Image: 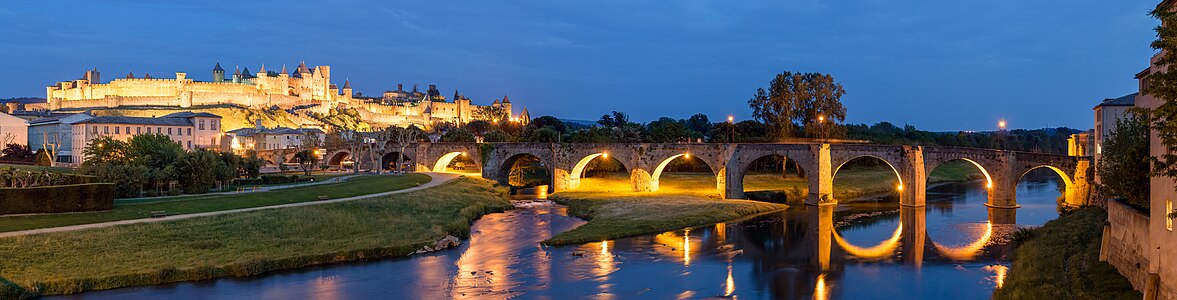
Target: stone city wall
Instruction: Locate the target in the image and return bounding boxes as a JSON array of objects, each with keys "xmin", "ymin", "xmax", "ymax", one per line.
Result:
[{"xmin": 1101, "ymin": 198, "xmax": 1153, "ymax": 292}]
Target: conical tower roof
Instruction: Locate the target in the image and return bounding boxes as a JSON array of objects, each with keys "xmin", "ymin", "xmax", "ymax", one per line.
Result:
[
  {"xmin": 258, "ymin": 64, "xmax": 267, "ymax": 73},
  {"xmin": 213, "ymin": 62, "xmax": 224, "ymax": 72},
  {"xmin": 502, "ymin": 95, "xmax": 510, "ymax": 103},
  {"xmin": 342, "ymin": 79, "xmax": 351, "ymax": 89},
  {"xmin": 126, "ymin": 72, "xmax": 135, "ymax": 79},
  {"xmin": 143, "ymin": 73, "xmax": 152, "ymax": 79},
  {"xmin": 280, "ymin": 64, "xmax": 288, "ymax": 74}
]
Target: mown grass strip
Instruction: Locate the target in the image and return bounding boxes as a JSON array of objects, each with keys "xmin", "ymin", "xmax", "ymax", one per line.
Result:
[{"xmin": 0, "ymin": 174, "xmax": 431, "ymax": 233}]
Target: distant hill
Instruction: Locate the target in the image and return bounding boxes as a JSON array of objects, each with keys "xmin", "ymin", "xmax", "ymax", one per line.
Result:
[
  {"xmin": 560, "ymin": 118, "xmax": 597, "ymax": 130},
  {"xmin": 0, "ymin": 97, "xmax": 46, "ymax": 104}
]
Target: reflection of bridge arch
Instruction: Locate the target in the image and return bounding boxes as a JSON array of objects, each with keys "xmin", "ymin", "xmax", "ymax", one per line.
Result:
[
  {"xmin": 833, "ymin": 223, "xmax": 903, "ymax": 260},
  {"xmin": 930, "ymin": 221, "xmax": 994, "ymax": 261}
]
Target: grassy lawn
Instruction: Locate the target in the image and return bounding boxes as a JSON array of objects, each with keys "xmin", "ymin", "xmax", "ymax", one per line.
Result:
[
  {"xmin": 0, "ymin": 174, "xmax": 432, "ymax": 233},
  {"xmin": 992, "ymin": 207, "xmax": 1141, "ymax": 300},
  {"xmin": 0, "ymin": 177, "xmax": 511, "ymax": 298},
  {"xmin": 545, "ymin": 190, "xmax": 787, "ymax": 246}
]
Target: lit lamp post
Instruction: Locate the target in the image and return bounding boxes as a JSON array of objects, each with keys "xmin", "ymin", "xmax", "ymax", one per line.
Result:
[
  {"xmin": 997, "ymin": 119, "xmax": 1007, "ymax": 150},
  {"xmin": 817, "ymin": 115, "xmax": 826, "ymax": 141},
  {"xmin": 727, "ymin": 115, "xmax": 735, "ymax": 143}
]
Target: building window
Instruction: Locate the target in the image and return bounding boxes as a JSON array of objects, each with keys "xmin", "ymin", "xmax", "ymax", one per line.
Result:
[
  {"xmin": 188, "ymin": 141, "xmax": 192, "ymax": 149},
  {"xmin": 1169, "ymin": 199, "xmax": 1174, "ymax": 231},
  {"xmin": 212, "ymin": 121, "xmax": 218, "ymax": 131},
  {"xmin": 187, "ymin": 128, "xmax": 192, "ymax": 136},
  {"xmin": 168, "ymin": 128, "xmax": 173, "ymax": 135},
  {"xmin": 126, "ymin": 127, "xmax": 130, "ymax": 135},
  {"xmin": 156, "ymin": 127, "xmax": 161, "ymax": 134},
  {"xmin": 114, "ymin": 127, "xmax": 120, "ymax": 134},
  {"xmin": 199, "ymin": 120, "xmax": 205, "ymax": 130},
  {"xmin": 137, "ymin": 127, "xmax": 142, "ymax": 135},
  {"xmin": 104, "ymin": 126, "xmax": 109, "ymax": 134}
]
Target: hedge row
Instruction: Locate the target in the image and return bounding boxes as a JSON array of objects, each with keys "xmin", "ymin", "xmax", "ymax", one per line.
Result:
[{"xmin": 0, "ymin": 183, "xmax": 115, "ymax": 215}]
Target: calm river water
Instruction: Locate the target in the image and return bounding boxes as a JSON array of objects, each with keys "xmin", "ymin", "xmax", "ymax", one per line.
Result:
[{"xmin": 59, "ymin": 174, "xmax": 1064, "ymax": 300}]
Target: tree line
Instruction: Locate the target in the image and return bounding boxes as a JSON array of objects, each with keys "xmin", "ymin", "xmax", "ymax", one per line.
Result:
[{"xmin": 80, "ymin": 134, "xmax": 264, "ymax": 198}]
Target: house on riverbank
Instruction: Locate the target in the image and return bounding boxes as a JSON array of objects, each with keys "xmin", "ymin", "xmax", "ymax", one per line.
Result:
[{"xmin": 1101, "ymin": 1, "xmax": 1177, "ymax": 298}]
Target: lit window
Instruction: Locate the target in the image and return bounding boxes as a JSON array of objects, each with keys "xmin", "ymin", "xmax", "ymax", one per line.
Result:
[{"xmin": 1168, "ymin": 199, "xmax": 1174, "ymax": 231}]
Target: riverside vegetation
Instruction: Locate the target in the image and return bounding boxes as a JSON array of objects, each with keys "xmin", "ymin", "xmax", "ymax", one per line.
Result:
[
  {"xmin": 992, "ymin": 207, "xmax": 1140, "ymax": 300},
  {"xmin": 0, "ymin": 176, "xmax": 511, "ymax": 298}
]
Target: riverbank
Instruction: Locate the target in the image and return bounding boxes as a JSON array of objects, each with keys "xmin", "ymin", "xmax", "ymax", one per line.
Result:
[
  {"xmin": 0, "ymin": 177, "xmax": 512, "ymax": 298},
  {"xmin": 0, "ymin": 174, "xmax": 431, "ymax": 233},
  {"xmin": 544, "ymin": 191, "xmax": 787, "ymax": 246},
  {"xmin": 993, "ymin": 207, "xmax": 1139, "ymax": 300}
]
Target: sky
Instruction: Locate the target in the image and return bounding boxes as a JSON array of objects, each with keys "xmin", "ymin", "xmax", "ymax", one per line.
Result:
[{"xmin": 0, "ymin": 1, "xmax": 1162, "ymax": 131}]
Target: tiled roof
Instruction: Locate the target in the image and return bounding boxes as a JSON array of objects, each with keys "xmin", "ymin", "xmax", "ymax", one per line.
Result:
[
  {"xmin": 75, "ymin": 116, "xmax": 194, "ymax": 126},
  {"xmin": 161, "ymin": 112, "xmax": 221, "ymax": 119},
  {"xmin": 1096, "ymin": 93, "xmax": 1137, "ymax": 108}
]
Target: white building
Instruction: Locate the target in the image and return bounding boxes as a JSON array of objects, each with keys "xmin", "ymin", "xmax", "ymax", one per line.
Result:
[
  {"xmin": 70, "ymin": 112, "xmax": 223, "ymax": 163},
  {"xmin": 0, "ymin": 112, "xmax": 28, "ymax": 147},
  {"xmin": 28, "ymin": 112, "xmax": 92, "ymax": 163},
  {"xmin": 225, "ymin": 125, "xmax": 325, "ymax": 152},
  {"xmin": 1092, "ymin": 92, "xmax": 1136, "ymax": 184}
]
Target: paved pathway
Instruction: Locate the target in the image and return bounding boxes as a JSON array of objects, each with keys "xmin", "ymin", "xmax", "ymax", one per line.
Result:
[
  {"xmin": 0, "ymin": 172, "xmax": 461, "ymax": 238},
  {"xmin": 117, "ymin": 174, "xmax": 360, "ymax": 203}
]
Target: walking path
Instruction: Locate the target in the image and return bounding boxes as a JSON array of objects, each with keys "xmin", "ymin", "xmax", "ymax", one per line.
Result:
[
  {"xmin": 0, "ymin": 173, "xmax": 461, "ymax": 238},
  {"xmin": 117, "ymin": 174, "xmax": 360, "ymax": 203}
]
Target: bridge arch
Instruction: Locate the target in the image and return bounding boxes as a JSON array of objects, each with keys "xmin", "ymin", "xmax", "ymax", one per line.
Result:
[
  {"xmin": 832, "ymin": 155, "xmax": 905, "ymax": 198},
  {"xmin": 381, "ymin": 152, "xmax": 411, "ymax": 171},
  {"xmin": 432, "ymin": 152, "xmax": 467, "ymax": 172},
  {"xmin": 649, "ymin": 153, "xmax": 722, "ymax": 194},
  {"xmin": 1016, "ymin": 165, "xmax": 1074, "ymax": 188},
  {"xmin": 927, "ymin": 158, "xmax": 994, "ymax": 189},
  {"xmin": 495, "ymin": 151, "xmax": 553, "ymax": 187},
  {"xmin": 326, "ymin": 150, "xmax": 352, "ymax": 167},
  {"xmin": 567, "ymin": 152, "xmax": 631, "ymax": 190}
]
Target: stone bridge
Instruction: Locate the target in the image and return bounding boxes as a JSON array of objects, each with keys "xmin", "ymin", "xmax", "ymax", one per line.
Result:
[{"xmin": 353, "ymin": 142, "xmax": 1091, "ymax": 208}]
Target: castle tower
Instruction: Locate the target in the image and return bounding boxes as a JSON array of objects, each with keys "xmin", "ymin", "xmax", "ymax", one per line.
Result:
[
  {"xmin": 501, "ymin": 95, "xmax": 513, "ymax": 119},
  {"xmin": 232, "ymin": 66, "xmax": 242, "ymax": 83},
  {"xmin": 83, "ymin": 68, "xmax": 100, "ymax": 84},
  {"xmin": 213, "ymin": 62, "xmax": 225, "ymax": 82},
  {"xmin": 342, "ymin": 79, "xmax": 353, "ymax": 100}
]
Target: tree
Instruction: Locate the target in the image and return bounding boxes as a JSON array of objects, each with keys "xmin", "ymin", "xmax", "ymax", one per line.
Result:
[
  {"xmin": 390, "ymin": 126, "xmax": 424, "ymax": 172},
  {"xmin": 685, "ymin": 114, "xmax": 712, "ymax": 137},
  {"xmin": 465, "ymin": 120, "xmax": 493, "ymax": 136},
  {"xmin": 441, "ymin": 128, "xmax": 477, "ymax": 143},
  {"xmin": 748, "ymin": 71, "xmax": 847, "ymax": 140},
  {"xmin": 41, "ymin": 132, "xmax": 61, "ymax": 167},
  {"xmin": 529, "ymin": 116, "xmax": 567, "ymax": 134},
  {"xmin": 82, "ymin": 136, "xmax": 130, "ymax": 165},
  {"xmin": 527, "ymin": 127, "xmax": 561, "ymax": 143},
  {"xmin": 176, "ymin": 149, "xmax": 220, "ymax": 194},
  {"xmin": 645, "ymin": 117, "xmax": 692, "ymax": 143},
  {"xmin": 484, "ymin": 130, "xmax": 514, "ymax": 143},
  {"xmin": 1145, "ymin": 5, "xmax": 1177, "ymax": 199},
  {"xmin": 241, "ymin": 150, "xmax": 263, "ymax": 179},
  {"xmin": 1097, "ymin": 113, "xmax": 1151, "ymax": 209},
  {"xmin": 598, "ymin": 111, "xmax": 631, "ymax": 128},
  {"xmin": 293, "ymin": 149, "xmax": 319, "ymax": 176},
  {"xmin": 0, "ymin": 144, "xmax": 35, "ymax": 163}
]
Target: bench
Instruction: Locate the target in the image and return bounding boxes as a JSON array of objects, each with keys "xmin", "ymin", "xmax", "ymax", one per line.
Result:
[
  {"xmin": 317, "ymin": 195, "xmax": 330, "ymax": 201},
  {"xmin": 150, "ymin": 211, "xmax": 168, "ymax": 218}
]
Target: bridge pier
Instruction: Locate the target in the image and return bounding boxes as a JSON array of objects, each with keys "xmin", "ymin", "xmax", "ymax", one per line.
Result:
[
  {"xmin": 805, "ymin": 144, "xmax": 834, "ymax": 206},
  {"xmin": 899, "ymin": 146, "xmax": 927, "ymax": 207}
]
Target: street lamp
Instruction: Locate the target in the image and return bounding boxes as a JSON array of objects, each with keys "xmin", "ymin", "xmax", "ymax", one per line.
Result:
[
  {"xmin": 727, "ymin": 115, "xmax": 735, "ymax": 143},
  {"xmin": 998, "ymin": 120, "xmax": 1006, "ymax": 131}
]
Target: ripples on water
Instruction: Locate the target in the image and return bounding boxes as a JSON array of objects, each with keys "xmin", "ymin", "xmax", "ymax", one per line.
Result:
[{"xmin": 60, "ymin": 175, "xmax": 1065, "ymax": 300}]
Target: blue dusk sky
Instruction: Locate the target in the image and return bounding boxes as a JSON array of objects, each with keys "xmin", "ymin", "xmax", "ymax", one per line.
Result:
[{"xmin": 0, "ymin": 1, "xmax": 1161, "ymax": 131}]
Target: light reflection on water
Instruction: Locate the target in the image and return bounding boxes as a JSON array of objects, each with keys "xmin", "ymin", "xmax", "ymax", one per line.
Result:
[{"xmin": 57, "ymin": 176, "xmax": 1063, "ymax": 300}]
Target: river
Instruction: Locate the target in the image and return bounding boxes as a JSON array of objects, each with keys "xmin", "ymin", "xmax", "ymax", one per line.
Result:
[{"xmin": 57, "ymin": 173, "xmax": 1064, "ymax": 300}]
